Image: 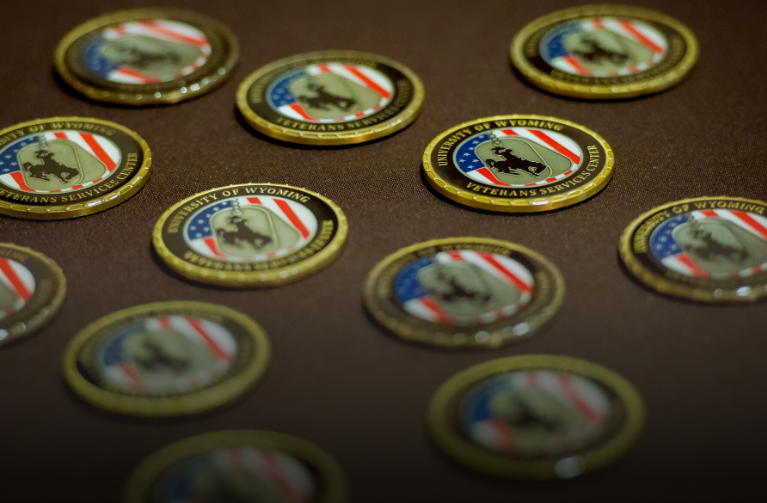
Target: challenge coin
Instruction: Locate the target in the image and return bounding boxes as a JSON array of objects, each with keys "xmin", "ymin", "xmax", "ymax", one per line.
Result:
[
  {"xmin": 236, "ymin": 50, "xmax": 424, "ymax": 145},
  {"xmin": 55, "ymin": 8, "xmax": 239, "ymax": 105},
  {"xmin": 364, "ymin": 238, "xmax": 564, "ymax": 349},
  {"xmin": 511, "ymin": 5, "xmax": 698, "ymax": 99},
  {"xmin": 0, "ymin": 243, "xmax": 65, "ymax": 347},
  {"xmin": 428, "ymin": 355, "xmax": 645, "ymax": 479},
  {"xmin": 422, "ymin": 115, "xmax": 613, "ymax": 213},
  {"xmin": 124, "ymin": 430, "xmax": 348, "ymax": 503},
  {"xmin": 620, "ymin": 196, "xmax": 767, "ymax": 302},
  {"xmin": 153, "ymin": 183, "xmax": 348, "ymax": 287},
  {"xmin": 0, "ymin": 117, "xmax": 151, "ymax": 219},
  {"xmin": 62, "ymin": 302, "xmax": 270, "ymax": 417}
]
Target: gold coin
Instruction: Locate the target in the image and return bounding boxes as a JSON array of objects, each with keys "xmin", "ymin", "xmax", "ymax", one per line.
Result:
[
  {"xmin": 422, "ymin": 115, "xmax": 613, "ymax": 213},
  {"xmin": 55, "ymin": 8, "xmax": 238, "ymax": 105},
  {"xmin": 153, "ymin": 183, "xmax": 348, "ymax": 287},
  {"xmin": 62, "ymin": 301, "xmax": 270, "ymax": 417},
  {"xmin": 236, "ymin": 50, "xmax": 424, "ymax": 146},
  {"xmin": 428, "ymin": 355, "xmax": 645, "ymax": 479},
  {"xmin": 511, "ymin": 5, "xmax": 698, "ymax": 99},
  {"xmin": 124, "ymin": 430, "xmax": 348, "ymax": 503},
  {"xmin": 0, "ymin": 243, "xmax": 65, "ymax": 347},
  {"xmin": 363, "ymin": 237, "xmax": 564, "ymax": 349},
  {"xmin": 619, "ymin": 196, "xmax": 767, "ymax": 302},
  {"xmin": 0, "ymin": 117, "xmax": 151, "ymax": 219}
]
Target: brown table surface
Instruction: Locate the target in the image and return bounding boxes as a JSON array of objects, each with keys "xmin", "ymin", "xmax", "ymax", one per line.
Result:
[{"xmin": 2, "ymin": 0, "xmax": 765, "ymax": 500}]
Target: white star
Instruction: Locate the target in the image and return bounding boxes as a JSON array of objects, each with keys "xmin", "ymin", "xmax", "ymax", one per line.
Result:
[
  {"xmin": 459, "ymin": 159, "xmax": 465, "ymax": 163},
  {"xmin": 463, "ymin": 153, "xmax": 470, "ymax": 157},
  {"xmin": 204, "ymin": 227, "xmax": 210, "ymax": 232},
  {"xmin": 472, "ymin": 141, "xmax": 479, "ymax": 144},
  {"xmin": 190, "ymin": 226, "xmax": 196, "ymax": 230},
  {"xmin": 472, "ymin": 159, "xmax": 479, "ymax": 163}
]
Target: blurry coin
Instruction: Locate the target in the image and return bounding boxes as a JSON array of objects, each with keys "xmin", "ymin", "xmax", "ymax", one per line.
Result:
[
  {"xmin": 428, "ymin": 355, "xmax": 645, "ymax": 479},
  {"xmin": 55, "ymin": 8, "xmax": 238, "ymax": 105},
  {"xmin": 364, "ymin": 237, "xmax": 564, "ymax": 349},
  {"xmin": 236, "ymin": 50, "xmax": 424, "ymax": 145},
  {"xmin": 0, "ymin": 243, "xmax": 65, "ymax": 347},
  {"xmin": 62, "ymin": 302, "xmax": 269, "ymax": 417},
  {"xmin": 620, "ymin": 196, "xmax": 767, "ymax": 302},
  {"xmin": 0, "ymin": 117, "xmax": 151, "ymax": 219},
  {"xmin": 153, "ymin": 183, "xmax": 348, "ymax": 287},
  {"xmin": 124, "ymin": 430, "xmax": 347, "ymax": 503},
  {"xmin": 422, "ymin": 115, "xmax": 613, "ymax": 213},
  {"xmin": 511, "ymin": 5, "xmax": 698, "ymax": 99}
]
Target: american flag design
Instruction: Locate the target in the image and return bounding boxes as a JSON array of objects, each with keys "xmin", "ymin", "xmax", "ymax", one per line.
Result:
[
  {"xmin": 95, "ymin": 316, "xmax": 237, "ymax": 394},
  {"xmin": 460, "ymin": 371, "xmax": 611, "ymax": 457},
  {"xmin": 0, "ymin": 130, "xmax": 121, "ymax": 193},
  {"xmin": 541, "ymin": 17, "xmax": 668, "ymax": 77},
  {"xmin": 454, "ymin": 128, "xmax": 582, "ymax": 188},
  {"xmin": 0, "ymin": 258, "xmax": 35, "ymax": 321},
  {"xmin": 184, "ymin": 196, "xmax": 318, "ymax": 262},
  {"xmin": 83, "ymin": 19, "xmax": 211, "ymax": 84},
  {"xmin": 394, "ymin": 250, "xmax": 534, "ymax": 326},
  {"xmin": 154, "ymin": 447, "xmax": 316, "ymax": 503},
  {"xmin": 650, "ymin": 210, "xmax": 767, "ymax": 279},
  {"xmin": 267, "ymin": 63, "xmax": 393, "ymax": 123}
]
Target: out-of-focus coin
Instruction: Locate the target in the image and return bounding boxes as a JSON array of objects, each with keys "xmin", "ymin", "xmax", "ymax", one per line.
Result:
[
  {"xmin": 620, "ymin": 196, "xmax": 767, "ymax": 302},
  {"xmin": 422, "ymin": 115, "xmax": 613, "ymax": 213},
  {"xmin": 0, "ymin": 243, "xmax": 65, "ymax": 347},
  {"xmin": 428, "ymin": 355, "xmax": 645, "ymax": 479},
  {"xmin": 124, "ymin": 430, "xmax": 348, "ymax": 503},
  {"xmin": 236, "ymin": 50, "xmax": 424, "ymax": 145},
  {"xmin": 364, "ymin": 237, "xmax": 564, "ymax": 349},
  {"xmin": 0, "ymin": 117, "xmax": 151, "ymax": 219},
  {"xmin": 153, "ymin": 183, "xmax": 348, "ymax": 287},
  {"xmin": 55, "ymin": 8, "xmax": 238, "ymax": 105},
  {"xmin": 62, "ymin": 301, "xmax": 269, "ymax": 417},
  {"xmin": 511, "ymin": 5, "xmax": 698, "ymax": 99}
]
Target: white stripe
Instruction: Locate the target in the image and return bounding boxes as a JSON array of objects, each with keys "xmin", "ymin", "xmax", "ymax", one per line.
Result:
[
  {"xmin": 106, "ymin": 70, "xmax": 147, "ymax": 84},
  {"xmin": 692, "ymin": 209, "xmax": 767, "ymax": 241},
  {"xmin": 456, "ymin": 250, "xmax": 533, "ymax": 289},
  {"xmin": 403, "ymin": 298, "xmax": 439, "ymax": 322},
  {"xmin": 505, "ymin": 128, "xmax": 582, "ymax": 164},
  {"xmin": 351, "ymin": 64, "xmax": 394, "ymax": 93},
  {"xmin": 326, "ymin": 63, "xmax": 371, "ymax": 90},
  {"xmin": 278, "ymin": 104, "xmax": 309, "ymax": 121},
  {"xmin": 0, "ymin": 172, "xmax": 21, "ymax": 190},
  {"xmin": 661, "ymin": 255, "xmax": 699, "ymax": 276}
]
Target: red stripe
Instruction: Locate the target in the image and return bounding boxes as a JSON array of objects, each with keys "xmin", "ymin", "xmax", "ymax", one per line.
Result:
[
  {"xmin": 262, "ymin": 451, "xmax": 303, "ymax": 499},
  {"xmin": 477, "ymin": 252, "xmax": 532, "ymax": 294},
  {"xmin": 563, "ymin": 170, "xmax": 572, "ymax": 176},
  {"xmin": 447, "ymin": 251, "xmax": 463, "ymax": 261},
  {"xmin": 343, "ymin": 64, "xmax": 391, "ymax": 99},
  {"xmin": 563, "ymin": 55, "xmax": 592, "ymax": 75},
  {"xmin": 355, "ymin": 112, "xmax": 365, "ymax": 117},
  {"xmin": 556, "ymin": 374, "xmax": 604, "ymax": 423},
  {"xmin": 419, "ymin": 296, "xmax": 452, "ymax": 324},
  {"xmin": 592, "ymin": 18, "xmax": 605, "ymax": 29},
  {"xmin": 488, "ymin": 419, "xmax": 516, "ymax": 453},
  {"xmin": 112, "ymin": 25, "xmax": 126, "ymax": 35},
  {"xmin": 187, "ymin": 318, "xmax": 232, "ymax": 362},
  {"xmin": 527, "ymin": 129, "xmax": 580, "ymax": 164},
  {"xmin": 53, "ymin": 132, "xmax": 67, "ymax": 140},
  {"xmin": 700, "ymin": 210, "xmax": 718, "ymax": 218},
  {"xmin": 500, "ymin": 129, "xmax": 518, "ymax": 136},
  {"xmin": 139, "ymin": 20, "xmax": 208, "ymax": 47},
  {"xmin": 676, "ymin": 253, "xmax": 710, "ymax": 278},
  {"xmin": 752, "ymin": 266, "xmax": 763, "ymax": 274},
  {"xmin": 158, "ymin": 317, "xmax": 172, "ymax": 329},
  {"xmin": 119, "ymin": 363, "xmax": 142, "ymax": 388},
  {"xmin": 317, "ymin": 63, "xmax": 331, "ymax": 73},
  {"xmin": 10, "ymin": 172, "xmax": 33, "ymax": 192},
  {"xmin": 288, "ymin": 103, "xmax": 318, "ymax": 121},
  {"xmin": 618, "ymin": 20, "xmax": 664, "ymax": 53},
  {"xmin": 247, "ymin": 197, "xmax": 261, "ymax": 205},
  {"xmin": 545, "ymin": 177, "xmax": 556, "ymax": 183},
  {"xmin": 476, "ymin": 167, "xmax": 510, "ymax": 186},
  {"xmin": 116, "ymin": 66, "xmax": 160, "ymax": 83},
  {"xmin": 0, "ymin": 258, "xmax": 32, "ymax": 301},
  {"xmin": 80, "ymin": 132, "xmax": 116, "ymax": 171},
  {"xmin": 275, "ymin": 199, "xmax": 310, "ymax": 238},
  {"xmin": 732, "ymin": 211, "xmax": 767, "ymax": 240},
  {"xmin": 71, "ymin": 184, "xmax": 83, "ymax": 190},
  {"xmin": 203, "ymin": 236, "xmax": 226, "ymax": 258},
  {"xmin": 526, "ymin": 372, "xmax": 539, "ymax": 388}
]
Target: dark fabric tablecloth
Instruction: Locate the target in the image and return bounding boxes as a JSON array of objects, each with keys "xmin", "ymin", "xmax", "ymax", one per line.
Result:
[{"xmin": 1, "ymin": 0, "xmax": 765, "ymax": 500}]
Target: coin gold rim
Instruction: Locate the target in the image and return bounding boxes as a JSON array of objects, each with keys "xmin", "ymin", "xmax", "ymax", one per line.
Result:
[
  {"xmin": 124, "ymin": 430, "xmax": 348, "ymax": 503},
  {"xmin": 54, "ymin": 8, "xmax": 239, "ymax": 106},
  {"xmin": 62, "ymin": 301, "xmax": 270, "ymax": 417},
  {"xmin": 619, "ymin": 196, "xmax": 767, "ymax": 302},
  {"xmin": 422, "ymin": 115, "xmax": 614, "ymax": 213},
  {"xmin": 0, "ymin": 243, "xmax": 66, "ymax": 347},
  {"xmin": 510, "ymin": 4, "xmax": 699, "ymax": 100},
  {"xmin": 236, "ymin": 50, "xmax": 425, "ymax": 146},
  {"xmin": 363, "ymin": 237, "xmax": 565, "ymax": 349},
  {"xmin": 428, "ymin": 354, "xmax": 645, "ymax": 480},
  {"xmin": 0, "ymin": 117, "xmax": 152, "ymax": 220},
  {"xmin": 153, "ymin": 183, "xmax": 348, "ymax": 287}
]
